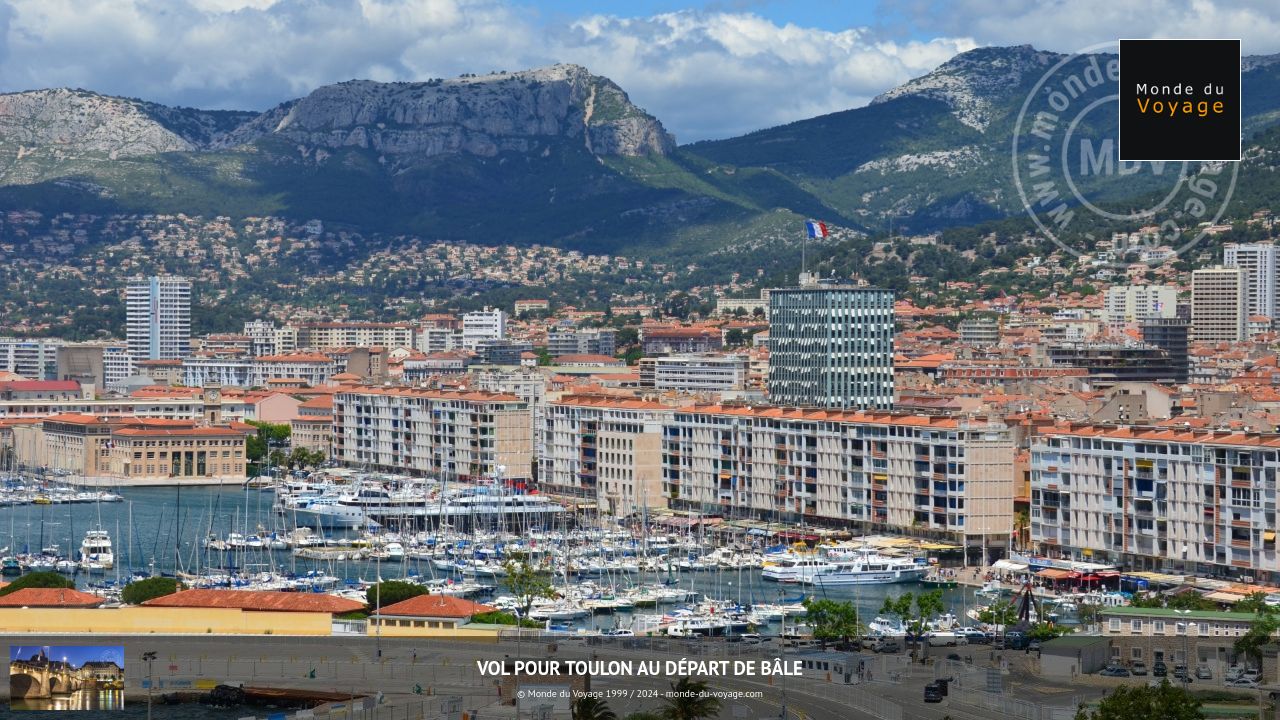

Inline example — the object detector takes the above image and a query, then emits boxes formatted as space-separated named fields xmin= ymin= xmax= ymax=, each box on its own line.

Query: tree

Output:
xmin=659 ymin=677 xmax=722 ymax=720
xmin=121 ymin=577 xmax=183 ymax=605
xmin=1074 ymin=681 xmax=1202 ymax=720
xmin=246 ymin=421 xmax=291 ymax=462
xmin=367 ymin=580 xmax=427 ymax=609
xmin=0 ymin=571 xmax=75 ymax=595
xmin=724 ymin=329 xmax=746 ymax=347
xmin=802 ymin=598 xmax=861 ymax=648
xmin=1231 ymin=591 xmax=1272 ymax=615
xmin=1233 ymin=609 xmax=1279 ymax=669
xmin=910 ymin=589 xmax=946 ymax=656
xmin=571 ymin=696 xmax=618 ymax=720
xmin=501 ymin=552 xmax=555 ymax=619
xmin=1165 ymin=592 xmax=1218 ymax=612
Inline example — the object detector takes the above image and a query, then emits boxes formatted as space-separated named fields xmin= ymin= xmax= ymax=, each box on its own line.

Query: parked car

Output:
xmin=1099 ymin=666 xmax=1131 ymax=677
xmin=1226 ymin=665 xmax=1246 ymax=681
xmin=1153 ymin=661 xmax=1168 ymax=677
xmin=1195 ymin=664 xmax=1212 ymax=679
xmin=924 ymin=683 xmax=943 ymax=703
xmin=873 ymin=639 xmax=902 ymax=654
xmin=1130 ymin=661 xmax=1148 ymax=676
xmin=1173 ymin=664 xmax=1192 ymax=682
xmin=1227 ymin=678 xmax=1259 ymax=689
xmin=1028 ymin=640 xmax=1042 ymax=652
xmin=927 ymin=632 xmax=967 ymax=647
xmin=957 ymin=629 xmax=988 ymax=644
xmin=1241 ymin=668 xmax=1262 ymax=683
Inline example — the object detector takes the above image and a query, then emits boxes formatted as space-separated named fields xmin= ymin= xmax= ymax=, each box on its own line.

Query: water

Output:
xmin=10 ymin=688 xmax=124 ymax=711
xmin=0 ymin=485 xmax=985 ymax=624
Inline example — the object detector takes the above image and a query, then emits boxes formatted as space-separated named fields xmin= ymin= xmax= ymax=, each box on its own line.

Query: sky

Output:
xmin=0 ymin=0 xmax=1278 ymax=142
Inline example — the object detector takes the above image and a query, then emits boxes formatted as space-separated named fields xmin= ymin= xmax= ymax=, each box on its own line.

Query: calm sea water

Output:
xmin=0 ymin=486 xmax=984 ymax=622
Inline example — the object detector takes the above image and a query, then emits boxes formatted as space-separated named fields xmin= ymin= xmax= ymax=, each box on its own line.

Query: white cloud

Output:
xmin=5 ymin=0 xmax=1271 ymax=143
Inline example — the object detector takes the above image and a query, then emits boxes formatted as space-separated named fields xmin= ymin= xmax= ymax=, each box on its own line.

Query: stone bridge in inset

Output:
xmin=9 ymin=658 xmax=92 ymax=699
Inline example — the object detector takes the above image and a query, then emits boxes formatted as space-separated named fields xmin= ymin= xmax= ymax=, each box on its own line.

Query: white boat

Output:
xmin=79 ymin=529 xmax=114 ymax=570
xmin=761 ymin=556 xmax=831 ymax=583
xmin=807 ymin=549 xmax=927 ymax=586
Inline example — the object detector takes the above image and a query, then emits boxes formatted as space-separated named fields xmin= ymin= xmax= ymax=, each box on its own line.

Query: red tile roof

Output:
xmin=142 ymin=589 xmax=364 ymax=613
xmin=0 ymin=587 xmax=104 ymax=607
xmin=377 ymin=594 xmax=495 ymax=618
xmin=0 ymin=380 xmax=80 ymax=392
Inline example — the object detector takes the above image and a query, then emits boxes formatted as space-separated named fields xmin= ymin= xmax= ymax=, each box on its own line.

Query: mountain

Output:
xmin=2 ymin=48 xmax=1280 ymax=259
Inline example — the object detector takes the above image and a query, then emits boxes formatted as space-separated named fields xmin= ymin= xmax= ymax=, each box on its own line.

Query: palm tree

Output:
xmin=660 ymin=677 xmax=722 ymax=720
xmin=572 ymin=696 xmax=618 ymax=720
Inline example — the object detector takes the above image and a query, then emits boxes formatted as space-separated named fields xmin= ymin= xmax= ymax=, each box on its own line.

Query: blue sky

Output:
xmin=0 ymin=0 xmax=1277 ymax=141
xmin=10 ymin=645 xmax=124 ymax=668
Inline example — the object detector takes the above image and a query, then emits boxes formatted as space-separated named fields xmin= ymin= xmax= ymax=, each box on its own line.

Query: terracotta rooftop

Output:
xmin=0 ymin=380 xmax=80 ymax=392
xmin=0 ymin=587 xmax=104 ymax=607
xmin=376 ymin=594 xmax=495 ymax=618
xmin=142 ymin=589 xmax=364 ymax=613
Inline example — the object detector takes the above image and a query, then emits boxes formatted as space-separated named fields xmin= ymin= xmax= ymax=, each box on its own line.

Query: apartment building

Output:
xmin=637 ymin=354 xmax=749 ymax=392
xmin=0 ymin=337 xmax=61 ymax=380
xmin=641 ymin=327 xmax=722 ymax=356
xmin=461 ymin=308 xmax=506 ymax=349
xmin=292 ymin=322 xmax=415 ymax=350
xmin=126 ymin=276 xmax=191 ymax=362
xmin=547 ymin=329 xmax=617 ymax=358
xmin=663 ymin=405 xmax=1014 ymax=560
xmin=958 ymin=317 xmax=1000 ymax=346
xmin=1224 ymin=243 xmax=1278 ymax=321
xmin=1191 ymin=267 xmax=1247 ymax=342
xmin=252 ymin=354 xmax=335 ymax=387
xmin=541 ymin=395 xmax=673 ymax=515
xmin=290 ymin=395 xmax=333 ymax=457
xmin=332 ymin=387 xmax=532 ymax=483
xmin=1031 ymin=423 xmax=1280 ymax=582
xmin=1103 ymin=285 xmax=1178 ymax=328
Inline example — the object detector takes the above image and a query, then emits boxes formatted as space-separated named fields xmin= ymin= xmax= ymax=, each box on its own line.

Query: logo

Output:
xmin=1012 ymin=41 xmax=1237 ymax=270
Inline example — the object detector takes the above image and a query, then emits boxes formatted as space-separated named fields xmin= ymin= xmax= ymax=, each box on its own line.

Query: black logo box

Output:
xmin=1119 ymin=39 xmax=1241 ymax=162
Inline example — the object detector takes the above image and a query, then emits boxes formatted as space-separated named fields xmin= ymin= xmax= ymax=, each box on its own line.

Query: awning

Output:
xmin=1266 ymin=531 xmax=1276 ymax=542
xmin=1037 ymin=568 xmax=1074 ymax=580
xmin=1204 ymin=591 xmax=1244 ymax=604
xmin=993 ymin=559 xmax=1029 ymax=572
xmin=747 ymin=528 xmax=770 ymax=536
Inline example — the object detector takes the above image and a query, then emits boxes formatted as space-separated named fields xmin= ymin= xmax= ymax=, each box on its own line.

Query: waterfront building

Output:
xmin=542 ymin=395 xmax=673 ymax=515
xmin=126 ymin=276 xmax=191 ymax=362
xmin=332 ymin=386 xmax=532 ymax=484
xmin=290 ymin=395 xmax=333 ymax=457
xmin=637 ymin=353 xmax=749 ymax=392
xmin=547 ymin=328 xmax=617 ymax=358
xmin=1190 ymin=267 xmax=1247 ymax=342
xmin=461 ymin=308 xmax=506 ymax=349
xmin=663 ymin=405 xmax=1014 ymax=562
xmin=1224 ymin=243 xmax=1278 ymax=321
xmin=767 ymin=281 xmax=895 ymax=410
xmin=1031 ymin=423 xmax=1280 ymax=582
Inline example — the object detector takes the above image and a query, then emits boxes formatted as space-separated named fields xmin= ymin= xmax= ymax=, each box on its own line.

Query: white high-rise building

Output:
xmin=126 ymin=276 xmax=192 ymax=362
xmin=1224 ymin=243 xmax=1278 ymax=321
xmin=461 ymin=308 xmax=506 ymax=350
xmin=1103 ymin=285 xmax=1178 ymax=329
xmin=1190 ymin=267 xmax=1247 ymax=342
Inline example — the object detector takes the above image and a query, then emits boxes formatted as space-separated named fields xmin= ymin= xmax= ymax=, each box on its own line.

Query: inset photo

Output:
xmin=9 ymin=645 xmax=125 ymax=711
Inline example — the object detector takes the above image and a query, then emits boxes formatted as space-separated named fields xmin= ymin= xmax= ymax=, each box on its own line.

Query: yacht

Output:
xmin=807 ymin=550 xmax=927 ymax=586
xmin=761 ymin=556 xmax=831 ymax=583
xmin=79 ymin=529 xmax=114 ymax=570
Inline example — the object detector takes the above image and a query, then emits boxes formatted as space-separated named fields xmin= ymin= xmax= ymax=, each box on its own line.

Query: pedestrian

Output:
xmin=412 ymin=649 xmax=417 ymax=664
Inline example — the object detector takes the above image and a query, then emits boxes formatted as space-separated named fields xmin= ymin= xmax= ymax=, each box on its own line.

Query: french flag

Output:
xmin=805 ymin=220 xmax=828 ymax=239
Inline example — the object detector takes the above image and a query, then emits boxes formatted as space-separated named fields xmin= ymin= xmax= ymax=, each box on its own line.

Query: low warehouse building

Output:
xmin=1040 ymin=635 xmax=1112 ymax=679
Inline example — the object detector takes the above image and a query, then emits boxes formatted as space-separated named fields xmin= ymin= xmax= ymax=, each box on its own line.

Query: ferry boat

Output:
xmin=79 ymin=529 xmax=114 ymax=571
xmin=807 ymin=550 xmax=927 ymax=586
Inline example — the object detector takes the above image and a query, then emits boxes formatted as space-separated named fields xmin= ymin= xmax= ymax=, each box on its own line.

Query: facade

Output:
xmin=1190 ymin=267 xmax=1247 ymax=342
xmin=475 ymin=339 xmax=533 ymax=366
xmin=663 ymin=405 xmax=1014 ymax=560
xmin=1046 ymin=343 xmax=1184 ymax=386
xmin=1103 ymin=285 xmax=1178 ymax=328
xmin=0 ymin=337 xmax=61 ymax=380
xmin=292 ymin=322 xmax=414 ymax=350
xmin=1031 ymin=424 xmax=1280 ymax=582
xmin=291 ymin=395 xmax=333 ymax=457
xmin=126 ymin=276 xmax=191 ymax=362
xmin=1139 ymin=318 xmax=1190 ymax=384
xmin=252 ymin=354 xmax=335 ymax=387
xmin=416 ymin=327 xmax=462 ymax=353
xmin=473 ymin=370 xmax=547 ymax=458
xmin=332 ymin=387 xmax=532 ymax=483
xmin=56 ymin=343 xmax=134 ymax=389
xmin=1099 ymin=606 xmax=1256 ymax=670
xmin=513 ymin=299 xmax=550 ymax=316
xmin=461 ymin=308 xmax=506 ymax=349
xmin=767 ymin=283 xmax=895 ymax=410
xmin=547 ymin=329 xmax=617 ymax=358
xmin=541 ymin=395 xmax=672 ymax=515
xmin=958 ymin=317 xmax=1000 ymax=346
xmin=1224 ymin=243 xmax=1278 ymax=321
xmin=638 ymin=354 xmax=749 ymax=392
xmin=641 ymin=327 xmax=722 ymax=356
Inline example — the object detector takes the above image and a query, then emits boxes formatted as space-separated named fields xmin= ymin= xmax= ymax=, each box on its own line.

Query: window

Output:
xmin=1131 ymin=620 xmax=1143 ymax=632
xmin=1131 ymin=647 xmax=1143 ymax=660
xmin=1154 ymin=621 xmax=1165 ymax=634
xmin=1109 ymin=619 xmax=1121 ymax=632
